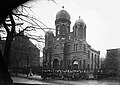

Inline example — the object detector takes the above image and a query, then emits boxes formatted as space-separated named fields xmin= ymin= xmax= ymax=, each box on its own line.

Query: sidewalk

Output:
xmin=11 ymin=73 xmax=72 ymax=85
xmin=11 ymin=73 xmax=42 ymax=80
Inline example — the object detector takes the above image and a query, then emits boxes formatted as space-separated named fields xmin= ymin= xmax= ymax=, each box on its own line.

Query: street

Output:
xmin=12 ymin=76 xmax=120 ymax=85
xmin=52 ymin=80 xmax=120 ymax=85
xmin=12 ymin=76 xmax=55 ymax=85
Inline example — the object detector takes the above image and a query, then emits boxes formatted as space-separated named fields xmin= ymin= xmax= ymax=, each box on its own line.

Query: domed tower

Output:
xmin=73 ymin=16 xmax=86 ymax=40
xmin=55 ymin=6 xmax=71 ymax=39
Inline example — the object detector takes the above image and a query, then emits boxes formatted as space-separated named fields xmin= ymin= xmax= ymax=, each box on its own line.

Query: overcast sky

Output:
xmin=28 ymin=0 xmax=120 ymax=57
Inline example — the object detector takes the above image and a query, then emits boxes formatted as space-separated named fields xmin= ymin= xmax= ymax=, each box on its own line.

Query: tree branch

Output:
xmin=2 ymin=21 xmax=10 ymax=33
xmin=13 ymin=13 xmax=46 ymax=32
xmin=9 ymin=13 xmax=15 ymax=34
xmin=28 ymin=37 xmax=45 ymax=43
xmin=13 ymin=26 xmax=33 ymax=37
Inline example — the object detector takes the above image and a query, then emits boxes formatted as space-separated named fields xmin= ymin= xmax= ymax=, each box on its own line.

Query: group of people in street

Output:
xmin=41 ymin=69 xmax=103 ymax=80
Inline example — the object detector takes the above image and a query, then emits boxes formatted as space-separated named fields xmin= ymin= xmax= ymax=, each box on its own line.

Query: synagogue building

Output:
xmin=43 ymin=7 xmax=100 ymax=71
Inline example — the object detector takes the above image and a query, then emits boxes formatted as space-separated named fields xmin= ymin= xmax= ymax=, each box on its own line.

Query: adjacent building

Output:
xmin=43 ymin=7 xmax=100 ymax=71
xmin=0 ymin=33 xmax=40 ymax=68
xmin=106 ymin=48 xmax=120 ymax=72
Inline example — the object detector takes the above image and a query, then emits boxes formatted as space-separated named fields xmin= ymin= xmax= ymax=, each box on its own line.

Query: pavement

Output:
xmin=10 ymin=73 xmax=120 ymax=85
xmin=11 ymin=73 xmax=72 ymax=85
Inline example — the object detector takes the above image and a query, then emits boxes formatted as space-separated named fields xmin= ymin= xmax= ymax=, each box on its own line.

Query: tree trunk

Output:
xmin=0 ymin=51 xmax=13 ymax=84
xmin=4 ymin=33 xmax=13 ymax=68
xmin=2 ymin=33 xmax=13 ymax=83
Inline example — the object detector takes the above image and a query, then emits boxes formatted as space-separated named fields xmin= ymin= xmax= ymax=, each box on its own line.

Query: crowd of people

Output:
xmin=40 ymin=69 xmax=103 ymax=80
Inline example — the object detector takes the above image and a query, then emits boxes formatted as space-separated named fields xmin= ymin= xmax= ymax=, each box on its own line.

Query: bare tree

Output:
xmin=0 ymin=0 xmax=56 ymax=84
xmin=0 ymin=4 xmax=45 ymax=84
xmin=0 ymin=0 xmax=31 ymax=24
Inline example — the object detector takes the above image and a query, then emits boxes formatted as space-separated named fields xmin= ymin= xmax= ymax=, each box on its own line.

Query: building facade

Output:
xmin=106 ymin=48 xmax=120 ymax=73
xmin=0 ymin=33 xmax=40 ymax=68
xmin=43 ymin=8 xmax=100 ymax=71
xmin=10 ymin=33 xmax=40 ymax=68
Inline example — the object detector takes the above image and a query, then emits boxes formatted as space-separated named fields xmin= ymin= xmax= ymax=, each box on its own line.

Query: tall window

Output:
xmin=95 ymin=54 xmax=96 ymax=69
xmin=91 ymin=53 xmax=93 ymax=70
xmin=58 ymin=31 xmax=60 ymax=35
xmin=74 ymin=44 xmax=75 ymax=51
xmin=55 ymin=44 xmax=60 ymax=49
xmin=79 ymin=43 xmax=82 ymax=50
xmin=98 ymin=55 xmax=99 ymax=68
xmin=83 ymin=44 xmax=86 ymax=52
xmin=58 ymin=27 xmax=60 ymax=35
xmin=68 ymin=36 xmax=71 ymax=40
xmin=83 ymin=59 xmax=86 ymax=69
xmin=76 ymin=43 xmax=78 ymax=51
xmin=74 ymin=26 xmax=77 ymax=37
xmin=88 ymin=50 xmax=90 ymax=59
xmin=74 ymin=43 xmax=78 ymax=51
xmin=79 ymin=60 xmax=81 ymax=69
xmin=68 ymin=45 xmax=70 ymax=52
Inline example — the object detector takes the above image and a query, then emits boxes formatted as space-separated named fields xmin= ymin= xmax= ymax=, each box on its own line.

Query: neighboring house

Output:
xmin=0 ymin=33 xmax=40 ymax=68
xmin=105 ymin=48 xmax=120 ymax=73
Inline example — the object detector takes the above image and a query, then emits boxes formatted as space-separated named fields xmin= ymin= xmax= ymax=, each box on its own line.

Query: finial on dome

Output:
xmin=62 ymin=6 xmax=64 ymax=9
xmin=79 ymin=16 xmax=81 ymax=19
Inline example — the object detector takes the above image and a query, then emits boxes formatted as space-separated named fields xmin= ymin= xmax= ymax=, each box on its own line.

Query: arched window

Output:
xmin=55 ymin=44 xmax=60 ymax=49
xmin=73 ymin=61 xmax=78 ymax=64
xmin=73 ymin=60 xmax=79 ymax=70
xmin=53 ymin=59 xmax=59 ymax=70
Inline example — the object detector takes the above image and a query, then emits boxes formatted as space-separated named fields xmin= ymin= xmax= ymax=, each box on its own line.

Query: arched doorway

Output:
xmin=53 ymin=59 xmax=59 ymax=70
xmin=72 ymin=60 xmax=79 ymax=70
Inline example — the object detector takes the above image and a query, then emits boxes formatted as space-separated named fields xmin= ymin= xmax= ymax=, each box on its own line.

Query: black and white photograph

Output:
xmin=0 ymin=0 xmax=120 ymax=85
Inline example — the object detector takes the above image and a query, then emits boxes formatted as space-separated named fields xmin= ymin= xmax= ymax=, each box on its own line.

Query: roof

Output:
xmin=56 ymin=9 xmax=70 ymax=20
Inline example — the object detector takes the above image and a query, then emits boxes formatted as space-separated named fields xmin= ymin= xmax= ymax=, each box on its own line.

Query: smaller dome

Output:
xmin=75 ymin=16 xmax=85 ymax=26
xmin=56 ymin=6 xmax=70 ymax=20
xmin=45 ymin=31 xmax=54 ymax=36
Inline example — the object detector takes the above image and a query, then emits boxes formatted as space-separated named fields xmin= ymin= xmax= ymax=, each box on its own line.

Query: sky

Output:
xmin=27 ymin=0 xmax=120 ymax=58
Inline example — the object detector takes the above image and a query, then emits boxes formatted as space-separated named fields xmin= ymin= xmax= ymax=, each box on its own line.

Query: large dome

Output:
xmin=56 ymin=9 xmax=70 ymax=20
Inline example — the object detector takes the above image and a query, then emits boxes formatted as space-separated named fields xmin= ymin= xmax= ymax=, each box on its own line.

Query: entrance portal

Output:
xmin=53 ymin=59 xmax=59 ymax=70
xmin=72 ymin=60 xmax=79 ymax=70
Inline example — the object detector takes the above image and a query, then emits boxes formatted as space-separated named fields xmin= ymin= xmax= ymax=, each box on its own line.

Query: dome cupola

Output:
xmin=55 ymin=6 xmax=71 ymax=36
xmin=74 ymin=16 xmax=86 ymax=39
xmin=56 ymin=6 xmax=70 ymax=20
xmin=75 ymin=16 xmax=86 ymax=27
